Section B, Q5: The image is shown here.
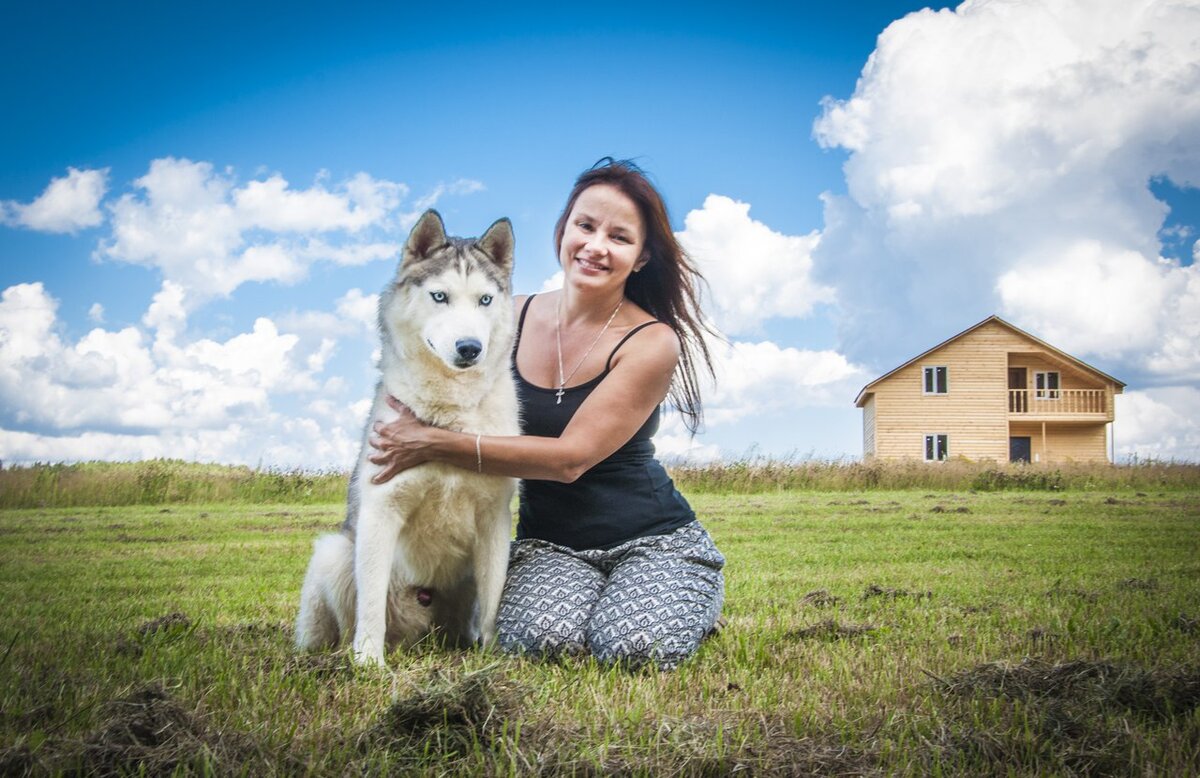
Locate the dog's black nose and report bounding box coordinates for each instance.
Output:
[455,338,482,362]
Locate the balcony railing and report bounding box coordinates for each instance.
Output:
[1008,388,1108,414]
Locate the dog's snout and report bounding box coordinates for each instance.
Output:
[455,338,482,362]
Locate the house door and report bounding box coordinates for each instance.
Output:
[1010,436,1032,463]
[1008,368,1027,412]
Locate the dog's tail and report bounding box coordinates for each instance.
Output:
[295,533,355,650]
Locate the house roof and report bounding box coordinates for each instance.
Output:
[853,315,1126,407]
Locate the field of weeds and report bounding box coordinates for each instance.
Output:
[1,484,1198,774]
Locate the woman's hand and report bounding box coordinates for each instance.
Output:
[367,396,433,484]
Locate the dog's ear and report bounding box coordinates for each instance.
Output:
[477,217,514,274]
[403,210,448,267]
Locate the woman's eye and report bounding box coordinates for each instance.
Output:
[430,291,448,303]
[479,294,493,306]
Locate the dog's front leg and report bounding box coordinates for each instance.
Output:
[352,494,398,666]
[473,499,513,647]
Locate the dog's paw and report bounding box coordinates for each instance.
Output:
[353,648,387,667]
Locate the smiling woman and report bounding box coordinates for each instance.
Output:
[369,158,725,669]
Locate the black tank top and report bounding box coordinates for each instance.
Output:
[513,295,696,551]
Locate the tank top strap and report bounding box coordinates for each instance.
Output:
[514,294,537,353]
[604,320,666,372]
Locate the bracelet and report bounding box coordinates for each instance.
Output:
[475,433,482,473]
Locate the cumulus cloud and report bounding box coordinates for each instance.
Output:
[1114,388,1200,461]
[678,195,834,336]
[0,282,366,467]
[232,171,405,232]
[278,288,380,341]
[336,289,379,333]
[95,158,410,305]
[653,413,722,463]
[812,0,1200,381]
[702,337,867,427]
[997,239,1200,376]
[538,270,564,293]
[1,167,109,233]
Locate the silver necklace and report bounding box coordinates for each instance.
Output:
[555,297,623,405]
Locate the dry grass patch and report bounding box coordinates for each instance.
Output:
[922,658,1200,775]
[3,683,282,777]
[937,658,1200,721]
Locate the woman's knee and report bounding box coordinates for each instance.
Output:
[495,544,604,658]
[587,625,698,670]
[496,604,590,658]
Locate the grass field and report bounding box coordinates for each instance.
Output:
[1,470,1198,775]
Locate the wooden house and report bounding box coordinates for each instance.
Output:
[855,316,1125,463]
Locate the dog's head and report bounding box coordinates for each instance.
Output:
[381,210,515,372]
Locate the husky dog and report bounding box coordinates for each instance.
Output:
[294,210,519,666]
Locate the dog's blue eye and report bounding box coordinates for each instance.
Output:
[479,294,493,307]
[430,291,448,304]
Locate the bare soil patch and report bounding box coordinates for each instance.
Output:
[861,584,932,601]
[800,589,842,608]
[787,619,877,641]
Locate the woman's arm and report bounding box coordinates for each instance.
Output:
[368,323,679,484]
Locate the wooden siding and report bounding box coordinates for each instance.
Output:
[863,395,876,458]
[871,321,1017,461]
[867,320,1115,462]
[1008,421,1108,463]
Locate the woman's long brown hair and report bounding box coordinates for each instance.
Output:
[554,158,717,434]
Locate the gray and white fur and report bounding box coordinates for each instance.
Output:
[294,209,519,665]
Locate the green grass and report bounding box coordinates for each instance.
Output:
[1,488,1198,775]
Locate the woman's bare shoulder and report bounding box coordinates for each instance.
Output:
[614,319,681,369]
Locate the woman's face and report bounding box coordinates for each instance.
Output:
[558,183,646,293]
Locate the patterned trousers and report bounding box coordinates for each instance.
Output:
[494,521,725,670]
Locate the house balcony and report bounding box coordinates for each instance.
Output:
[1008,389,1112,421]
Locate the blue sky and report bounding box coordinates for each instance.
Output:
[3,0,1199,467]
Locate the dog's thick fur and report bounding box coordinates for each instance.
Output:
[294,210,519,665]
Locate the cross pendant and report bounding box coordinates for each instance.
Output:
[555,388,564,405]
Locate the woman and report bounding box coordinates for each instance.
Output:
[368,158,724,669]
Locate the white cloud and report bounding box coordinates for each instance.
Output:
[88,303,105,324]
[0,281,366,467]
[653,413,721,463]
[997,239,1200,375]
[538,270,564,293]
[335,288,379,333]
[233,171,405,232]
[300,239,399,267]
[1,167,109,233]
[143,281,188,345]
[677,195,834,336]
[276,288,380,356]
[96,158,409,304]
[702,337,867,427]
[811,0,1200,382]
[1114,388,1200,462]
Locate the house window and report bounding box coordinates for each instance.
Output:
[924,434,949,461]
[923,366,948,395]
[1035,371,1060,399]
